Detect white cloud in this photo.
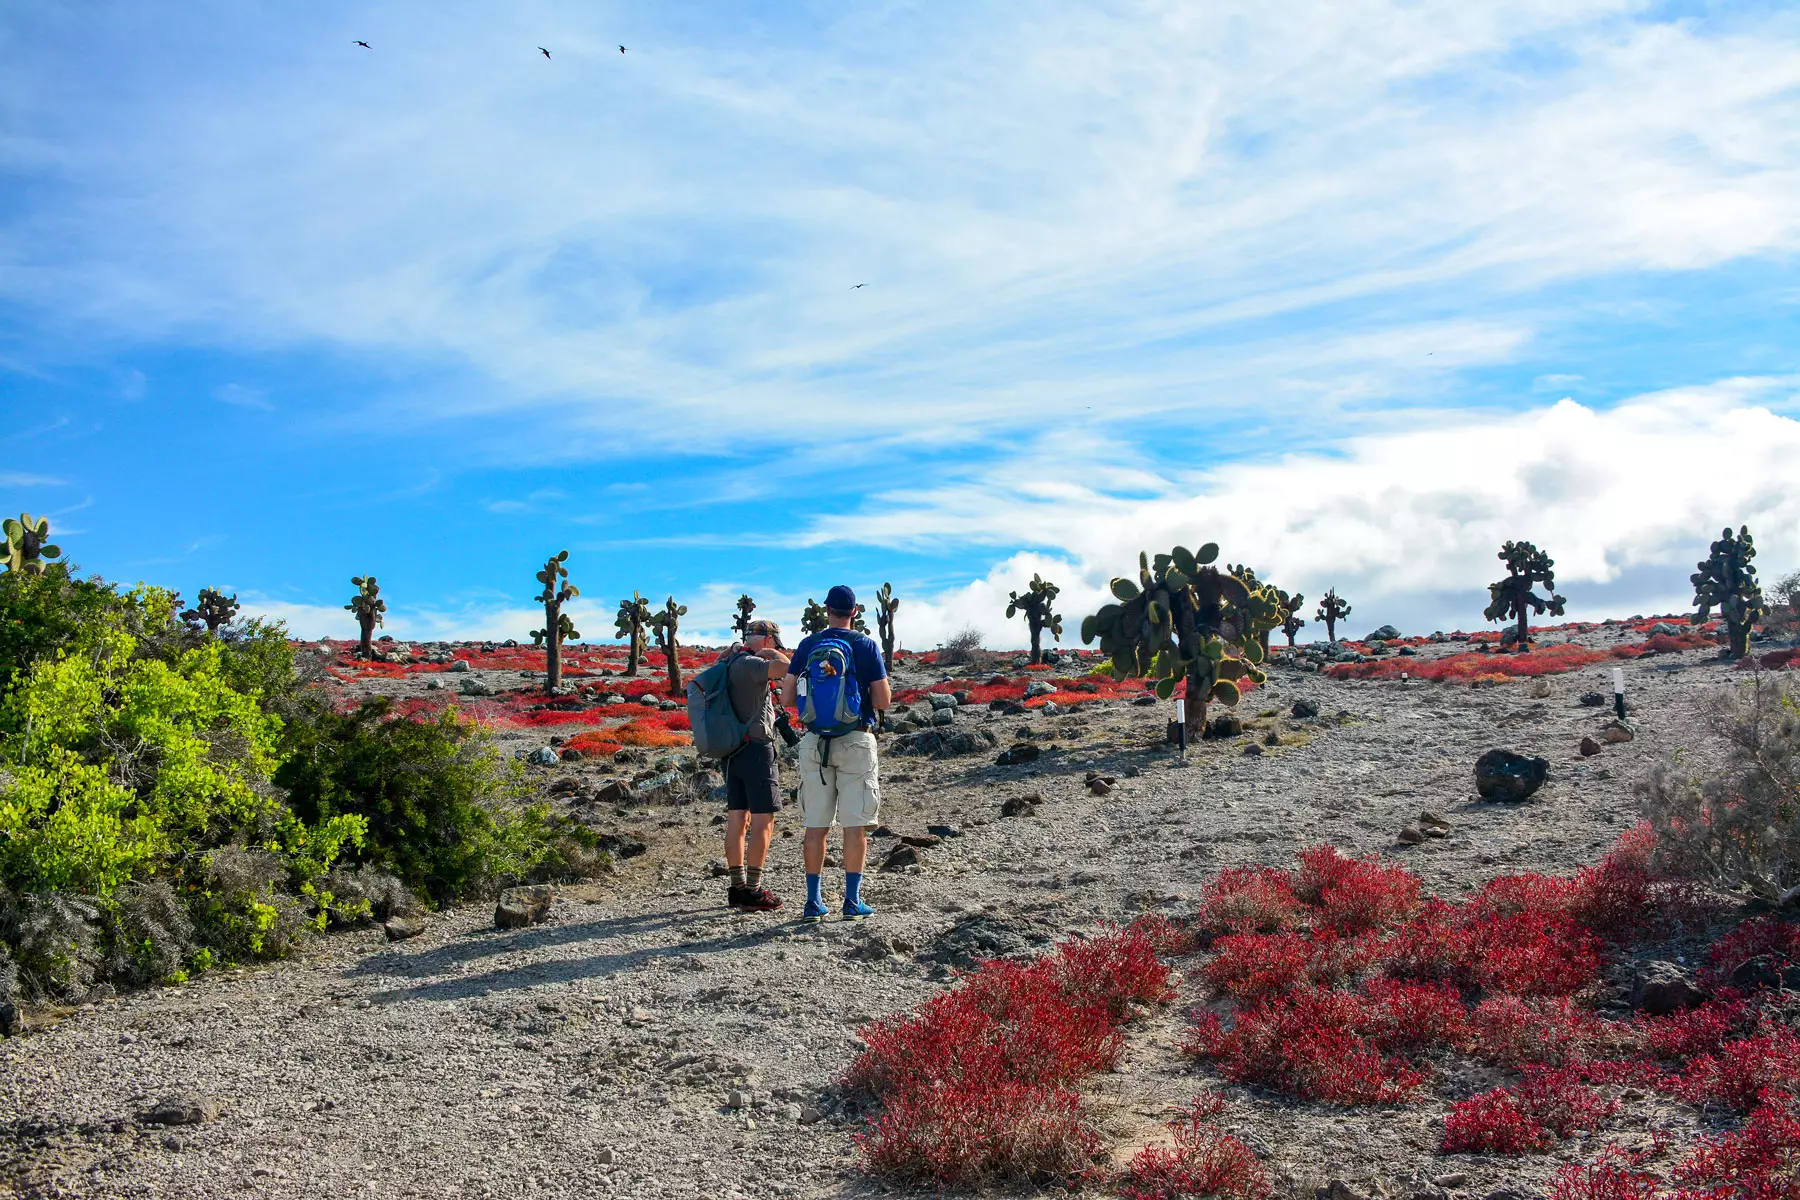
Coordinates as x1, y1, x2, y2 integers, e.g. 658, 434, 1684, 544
212, 383, 271, 410
806, 381, 1800, 641
4, 3, 1800, 449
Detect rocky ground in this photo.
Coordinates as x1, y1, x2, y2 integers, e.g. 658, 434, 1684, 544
0, 624, 1775, 1200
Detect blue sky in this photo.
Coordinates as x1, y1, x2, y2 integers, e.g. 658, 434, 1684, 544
5, 1, 1800, 647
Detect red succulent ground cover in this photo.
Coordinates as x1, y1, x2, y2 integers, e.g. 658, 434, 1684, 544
843, 921, 1177, 1189
1325, 634, 1720, 684
1117, 1094, 1271, 1200
1173, 829, 1799, 1197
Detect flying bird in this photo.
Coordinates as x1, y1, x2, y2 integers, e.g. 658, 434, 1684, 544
851, 283, 866, 289
539, 46, 551, 59
619, 45, 627, 53
353, 40, 371, 48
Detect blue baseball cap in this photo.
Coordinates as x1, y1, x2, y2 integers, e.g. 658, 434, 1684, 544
825, 585, 857, 614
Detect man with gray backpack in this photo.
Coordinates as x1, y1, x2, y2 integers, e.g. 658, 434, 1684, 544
686, 620, 791, 912
780, 586, 891, 922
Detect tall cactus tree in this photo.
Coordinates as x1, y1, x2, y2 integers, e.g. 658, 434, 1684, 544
614, 593, 651, 676
1081, 543, 1282, 743
2, 513, 62, 575
1006, 574, 1064, 665
800, 599, 829, 635
181, 587, 240, 636
1691, 525, 1764, 659
1484, 541, 1566, 650
874, 582, 900, 673
732, 594, 757, 638
531, 551, 580, 693
1277, 589, 1307, 648
1316, 589, 1351, 644
346, 576, 386, 658
650, 597, 688, 692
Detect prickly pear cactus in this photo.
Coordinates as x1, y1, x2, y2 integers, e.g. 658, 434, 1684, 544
346, 576, 386, 658
1691, 525, 1764, 658
181, 587, 240, 635
1277, 588, 1307, 647
1483, 541, 1566, 650
800, 599, 828, 635
614, 592, 651, 676
874, 582, 900, 673
1079, 543, 1280, 742
2, 513, 62, 575
650, 596, 688, 692
1005, 574, 1064, 665
1316, 589, 1351, 644
733, 594, 757, 638
531, 551, 581, 693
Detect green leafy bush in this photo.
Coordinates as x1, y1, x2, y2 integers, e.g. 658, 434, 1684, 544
0, 573, 605, 1004
276, 699, 602, 907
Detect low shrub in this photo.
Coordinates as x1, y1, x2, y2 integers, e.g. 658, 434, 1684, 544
1118, 1095, 1271, 1200
1185, 987, 1429, 1105
1442, 1067, 1615, 1155
1672, 1030, 1800, 1114
1196, 866, 1306, 936
847, 924, 1174, 1188
1670, 1092, 1800, 1200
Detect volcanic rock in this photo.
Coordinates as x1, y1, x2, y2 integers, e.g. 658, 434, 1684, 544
1474, 748, 1549, 802
1631, 961, 1708, 1015
995, 743, 1041, 766
495, 884, 554, 929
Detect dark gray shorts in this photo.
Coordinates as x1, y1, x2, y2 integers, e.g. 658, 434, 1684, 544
724, 739, 781, 814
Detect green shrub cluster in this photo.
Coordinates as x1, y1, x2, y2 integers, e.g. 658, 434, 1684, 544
0, 569, 604, 1006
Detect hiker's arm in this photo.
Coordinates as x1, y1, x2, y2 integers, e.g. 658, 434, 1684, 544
781, 673, 798, 707
870, 677, 892, 712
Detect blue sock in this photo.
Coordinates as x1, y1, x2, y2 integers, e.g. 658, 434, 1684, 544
844, 872, 863, 907
806, 873, 823, 909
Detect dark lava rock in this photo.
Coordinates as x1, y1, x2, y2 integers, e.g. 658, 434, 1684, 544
1000, 794, 1040, 818
0, 1001, 20, 1038
593, 832, 647, 859
1579, 690, 1607, 707
1728, 954, 1800, 993
898, 833, 942, 849
140, 1094, 220, 1127
383, 914, 427, 942
1366, 625, 1401, 642
926, 913, 1053, 969
896, 729, 998, 758
1631, 961, 1708, 1015
995, 743, 1042, 766
1580, 736, 1602, 757
926, 824, 963, 838
1290, 699, 1320, 719
880, 843, 922, 871
1133, 695, 1159, 707
1205, 714, 1243, 739
495, 884, 554, 929
1474, 748, 1549, 802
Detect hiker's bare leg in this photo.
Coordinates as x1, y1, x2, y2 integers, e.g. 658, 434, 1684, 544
746, 813, 774, 869
725, 810, 749, 868
803, 826, 829, 874
841, 825, 868, 874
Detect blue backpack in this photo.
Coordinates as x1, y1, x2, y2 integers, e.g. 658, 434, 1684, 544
798, 633, 864, 737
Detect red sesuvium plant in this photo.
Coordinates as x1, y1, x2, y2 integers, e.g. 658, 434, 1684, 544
1117, 1093, 1271, 1200
844, 921, 1177, 1190
1169, 827, 1800, 1191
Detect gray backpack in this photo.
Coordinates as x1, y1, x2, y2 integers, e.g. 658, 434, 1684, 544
686, 652, 752, 760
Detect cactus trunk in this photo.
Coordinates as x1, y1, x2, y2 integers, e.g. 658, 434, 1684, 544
660, 628, 682, 692
1183, 667, 1209, 741
625, 638, 640, 676
1727, 618, 1751, 659
357, 617, 375, 659
1028, 619, 1043, 665
1323, 614, 1335, 642
1515, 608, 1530, 650
544, 601, 563, 692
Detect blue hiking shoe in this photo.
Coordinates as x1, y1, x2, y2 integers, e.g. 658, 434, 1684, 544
841, 899, 876, 922
799, 899, 830, 923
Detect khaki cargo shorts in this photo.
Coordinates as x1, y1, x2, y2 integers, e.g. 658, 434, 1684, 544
797, 730, 881, 830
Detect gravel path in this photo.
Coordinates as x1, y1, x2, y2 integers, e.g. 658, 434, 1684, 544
0, 630, 1750, 1200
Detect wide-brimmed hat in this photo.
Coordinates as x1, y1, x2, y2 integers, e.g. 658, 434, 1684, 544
744, 619, 785, 649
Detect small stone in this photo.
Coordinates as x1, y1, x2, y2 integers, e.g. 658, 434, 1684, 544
1433, 1174, 1469, 1190
595, 1147, 616, 1166
383, 914, 426, 941
1290, 699, 1320, 718
779, 1103, 802, 1121
1632, 962, 1708, 1015
798, 1104, 825, 1125
450, 659, 471, 673
995, 743, 1041, 767
925, 824, 963, 838
1600, 719, 1636, 744
1316, 1181, 1368, 1200
880, 844, 922, 871
1578, 690, 1606, 707
898, 834, 941, 848
0, 1002, 21, 1037
1419, 810, 1449, 829
1242, 742, 1263, 756
495, 884, 554, 929
1206, 714, 1243, 738
1366, 625, 1401, 641
1087, 777, 1113, 795
726, 1089, 751, 1109
525, 746, 559, 767
1422, 824, 1448, 839
1526, 679, 1551, 699
926, 693, 958, 711
1024, 681, 1056, 699
1397, 826, 1425, 845
930, 709, 955, 727
141, 1094, 219, 1127
1001, 795, 1040, 818
162, 1134, 185, 1151
460, 678, 494, 696
1580, 736, 1602, 756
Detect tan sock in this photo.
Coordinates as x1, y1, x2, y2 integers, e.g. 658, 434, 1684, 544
745, 866, 763, 891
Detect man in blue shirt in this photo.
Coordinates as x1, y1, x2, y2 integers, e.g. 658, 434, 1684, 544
781, 585, 892, 922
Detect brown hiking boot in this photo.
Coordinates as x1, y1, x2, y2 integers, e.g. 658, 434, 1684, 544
738, 887, 783, 913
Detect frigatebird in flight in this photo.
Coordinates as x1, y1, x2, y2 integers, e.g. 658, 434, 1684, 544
539, 46, 552, 59
354, 40, 371, 48
619, 45, 628, 54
